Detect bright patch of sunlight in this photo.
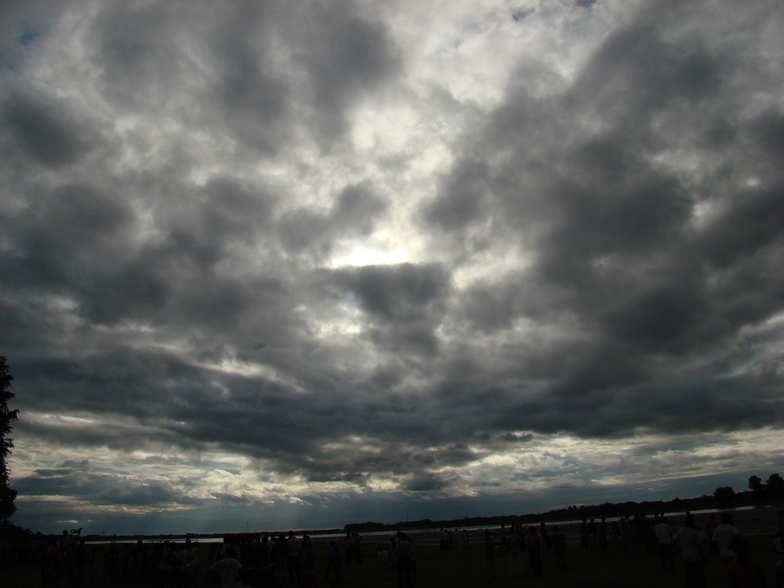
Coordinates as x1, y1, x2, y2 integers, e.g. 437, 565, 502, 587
331, 245, 409, 268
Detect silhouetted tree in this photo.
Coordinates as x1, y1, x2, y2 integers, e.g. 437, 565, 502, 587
0, 357, 18, 523
714, 485, 735, 505
748, 475, 764, 499
767, 473, 784, 499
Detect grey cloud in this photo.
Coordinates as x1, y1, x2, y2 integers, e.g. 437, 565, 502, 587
403, 473, 451, 492
91, 0, 401, 152
278, 183, 388, 257
16, 464, 194, 507
699, 183, 784, 268
323, 262, 452, 356
751, 111, 784, 157
3, 90, 89, 166
330, 263, 450, 321
274, 440, 483, 486
13, 338, 498, 486
3, 0, 784, 534
421, 2, 784, 442
94, 2, 196, 112
98, 479, 189, 507
4, 183, 136, 290
201, 177, 276, 244
281, 3, 401, 146
570, 20, 724, 118
208, 6, 292, 153
424, 160, 491, 232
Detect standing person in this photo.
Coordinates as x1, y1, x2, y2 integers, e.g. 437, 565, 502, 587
705, 515, 718, 554
158, 541, 178, 585
75, 538, 87, 586
287, 531, 300, 584
713, 514, 742, 567
41, 538, 62, 588
484, 530, 496, 576
273, 534, 288, 580
527, 526, 542, 578
388, 537, 397, 570
726, 537, 768, 588
550, 526, 567, 571
774, 545, 784, 588
540, 523, 551, 550
353, 533, 363, 564
394, 532, 414, 588
410, 536, 418, 585
324, 541, 341, 585
656, 516, 675, 572
211, 547, 244, 588
344, 532, 354, 565
257, 535, 270, 569
301, 535, 315, 572
598, 517, 608, 550
506, 525, 523, 576
611, 520, 621, 547
300, 561, 318, 588
586, 519, 597, 551
674, 514, 706, 588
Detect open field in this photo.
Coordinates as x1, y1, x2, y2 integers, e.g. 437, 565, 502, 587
4, 508, 782, 587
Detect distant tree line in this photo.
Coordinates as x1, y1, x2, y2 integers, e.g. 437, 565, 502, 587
345, 473, 784, 534
747, 473, 784, 499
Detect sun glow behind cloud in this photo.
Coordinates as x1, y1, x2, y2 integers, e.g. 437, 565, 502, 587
331, 244, 409, 268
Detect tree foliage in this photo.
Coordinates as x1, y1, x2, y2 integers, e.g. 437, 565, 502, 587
0, 356, 19, 523
748, 475, 763, 493
713, 485, 735, 504
767, 473, 784, 498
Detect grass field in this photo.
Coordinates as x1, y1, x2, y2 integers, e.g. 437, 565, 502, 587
3, 532, 781, 588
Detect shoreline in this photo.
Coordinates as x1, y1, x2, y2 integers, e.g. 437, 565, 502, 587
79, 505, 781, 546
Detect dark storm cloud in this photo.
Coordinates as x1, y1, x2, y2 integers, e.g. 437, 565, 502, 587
424, 160, 491, 231
699, 181, 784, 268
326, 262, 451, 355
84, 0, 400, 153
278, 183, 388, 257
271, 440, 481, 487
2, 90, 90, 166
9, 330, 495, 487
94, 2, 186, 109
2, 0, 783, 533
206, 4, 293, 153
330, 263, 450, 321
15, 460, 196, 507
281, 2, 402, 146
421, 3, 784, 440
11, 183, 135, 279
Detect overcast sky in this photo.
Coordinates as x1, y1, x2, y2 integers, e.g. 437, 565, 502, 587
1, 0, 783, 536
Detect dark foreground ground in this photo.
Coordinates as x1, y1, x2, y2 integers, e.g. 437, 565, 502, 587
5, 507, 783, 587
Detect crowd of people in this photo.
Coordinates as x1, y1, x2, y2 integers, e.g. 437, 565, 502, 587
7, 509, 784, 587
476, 510, 784, 587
